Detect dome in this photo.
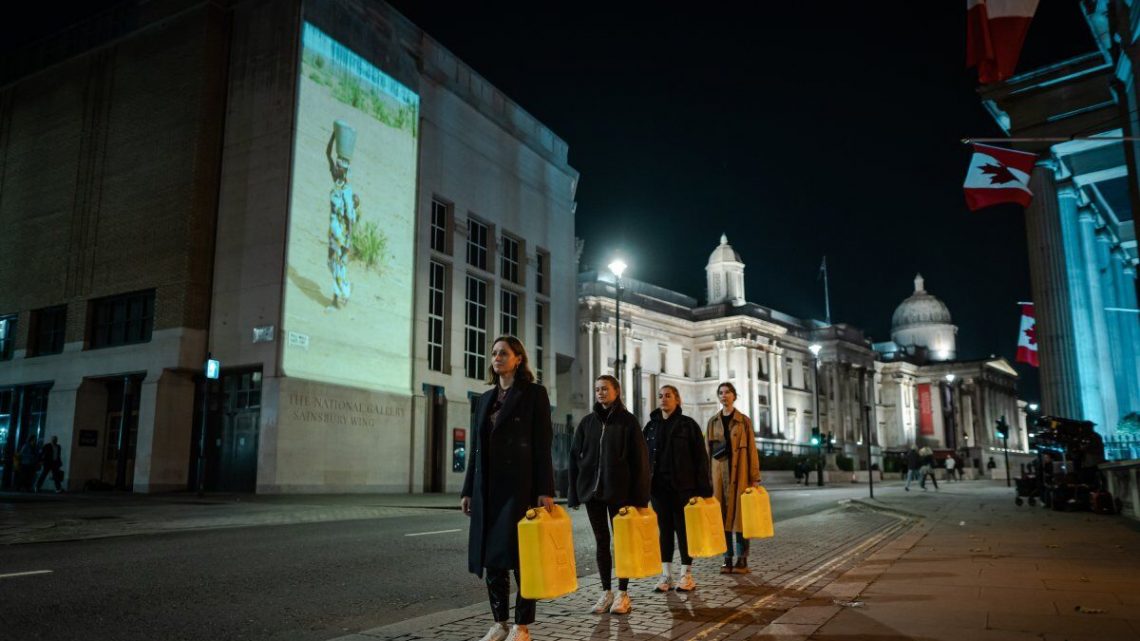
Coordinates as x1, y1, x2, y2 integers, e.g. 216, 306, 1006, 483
890, 274, 957, 361
891, 274, 952, 329
707, 233, 742, 265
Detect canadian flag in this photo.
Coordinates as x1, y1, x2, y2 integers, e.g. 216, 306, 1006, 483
1016, 303, 1039, 367
966, 0, 1040, 84
963, 143, 1037, 211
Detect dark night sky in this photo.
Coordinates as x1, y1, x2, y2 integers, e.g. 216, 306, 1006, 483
6, 2, 1098, 402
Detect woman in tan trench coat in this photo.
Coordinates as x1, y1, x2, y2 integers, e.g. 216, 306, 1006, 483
705, 382, 761, 574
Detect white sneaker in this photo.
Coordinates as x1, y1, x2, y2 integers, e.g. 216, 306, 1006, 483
505, 625, 531, 641
592, 590, 614, 614
609, 590, 632, 614
675, 573, 697, 592
479, 623, 509, 641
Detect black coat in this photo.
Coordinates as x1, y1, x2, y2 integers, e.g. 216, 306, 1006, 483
643, 407, 712, 498
567, 402, 650, 508
461, 380, 555, 576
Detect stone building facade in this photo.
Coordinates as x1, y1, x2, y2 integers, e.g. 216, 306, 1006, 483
572, 237, 1025, 474
0, 0, 578, 493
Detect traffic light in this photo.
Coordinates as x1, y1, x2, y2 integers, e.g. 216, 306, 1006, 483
810, 427, 821, 446
995, 415, 1009, 440
826, 431, 836, 453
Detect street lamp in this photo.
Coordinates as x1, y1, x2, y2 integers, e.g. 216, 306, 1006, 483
944, 373, 958, 452
1028, 402, 1039, 412
608, 259, 627, 387
809, 343, 823, 487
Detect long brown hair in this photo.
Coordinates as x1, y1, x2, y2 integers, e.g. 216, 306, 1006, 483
595, 374, 622, 401
486, 335, 536, 386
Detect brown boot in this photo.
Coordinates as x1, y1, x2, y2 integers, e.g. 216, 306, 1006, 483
733, 557, 750, 574
720, 558, 734, 574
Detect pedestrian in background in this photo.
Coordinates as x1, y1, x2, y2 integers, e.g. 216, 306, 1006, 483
904, 446, 921, 492
919, 446, 939, 491
568, 374, 649, 615
17, 437, 40, 492
706, 382, 761, 574
37, 435, 64, 493
644, 385, 711, 593
461, 336, 555, 641
943, 454, 956, 482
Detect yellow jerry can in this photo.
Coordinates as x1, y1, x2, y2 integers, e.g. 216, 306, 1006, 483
613, 506, 660, 579
684, 497, 728, 558
740, 486, 774, 539
517, 505, 578, 599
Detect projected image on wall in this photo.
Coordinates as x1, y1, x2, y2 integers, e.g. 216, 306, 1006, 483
283, 22, 419, 392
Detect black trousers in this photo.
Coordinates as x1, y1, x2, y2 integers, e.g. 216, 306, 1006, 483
650, 488, 692, 566
585, 500, 629, 591
485, 568, 535, 625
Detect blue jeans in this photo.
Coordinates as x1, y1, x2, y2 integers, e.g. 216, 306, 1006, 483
724, 530, 749, 560
904, 469, 920, 489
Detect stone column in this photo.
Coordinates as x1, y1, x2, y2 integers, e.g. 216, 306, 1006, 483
1112, 247, 1140, 415
747, 348, 759, 435
1024, 165, 1083, 418
1057, 187, 1104, 427
1077, 206, 1117, 430
768, 350, 781, 438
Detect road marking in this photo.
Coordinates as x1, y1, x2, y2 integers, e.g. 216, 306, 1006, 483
686, 518, 910, 640
404, 529, 462, 537
0, 570, 53, 580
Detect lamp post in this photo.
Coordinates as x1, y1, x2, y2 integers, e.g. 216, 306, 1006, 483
944, 373, 957, 453
809, 343, 823, 487
608, 259, 627, 388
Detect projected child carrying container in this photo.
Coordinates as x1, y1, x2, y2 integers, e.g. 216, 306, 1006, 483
283, 22, 420, 393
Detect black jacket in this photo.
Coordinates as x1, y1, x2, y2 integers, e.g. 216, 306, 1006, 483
643, 407, 712, 497
461, 380, 555, 576
568, 402, 650, 508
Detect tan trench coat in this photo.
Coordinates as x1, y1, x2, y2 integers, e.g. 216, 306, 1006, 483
706, 410, 761, 532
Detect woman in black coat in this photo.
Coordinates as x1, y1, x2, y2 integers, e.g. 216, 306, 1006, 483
643, 385, 711, 593
568, 374, 649, 616
461, 336, 555, 641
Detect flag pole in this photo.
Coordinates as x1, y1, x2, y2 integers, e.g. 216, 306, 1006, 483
822, 256, 832, 325
963, 137, 1140, 143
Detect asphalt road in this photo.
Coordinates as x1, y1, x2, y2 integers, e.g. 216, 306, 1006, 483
0, 485, 872, 641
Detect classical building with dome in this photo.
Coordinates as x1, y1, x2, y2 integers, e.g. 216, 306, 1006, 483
571, 235, 1028, 479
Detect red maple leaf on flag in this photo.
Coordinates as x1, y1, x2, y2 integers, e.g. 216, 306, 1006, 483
980, 163, 1017, 185
1024, 324, 1036, 345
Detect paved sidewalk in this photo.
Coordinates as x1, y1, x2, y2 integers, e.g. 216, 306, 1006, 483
775, 483, 1140, 641
331, 502, 914, 641
0, 491, 462, 544
0, 480, 822, 545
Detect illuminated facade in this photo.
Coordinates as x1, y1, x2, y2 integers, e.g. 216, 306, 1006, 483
574, 234, 1030, 469
0, 0, 577, 493
977, 1, 1140, 436
572, 236, 1025, 473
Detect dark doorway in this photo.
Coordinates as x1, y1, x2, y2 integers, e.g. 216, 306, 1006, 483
219, 369, 261, 492
104, 377, 141, 490
424, 384, 447, 492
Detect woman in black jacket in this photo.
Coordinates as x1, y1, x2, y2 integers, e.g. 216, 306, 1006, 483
568, 374, 650, 616
461, 336, 555, 641
643, 385, 712, 593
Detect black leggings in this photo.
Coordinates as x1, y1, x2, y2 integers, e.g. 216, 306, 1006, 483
485, 567, 535, 625
651, 489, 692, 565
585, 500, 629, 591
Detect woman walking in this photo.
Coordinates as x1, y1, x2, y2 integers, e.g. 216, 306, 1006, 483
644, 385, 711, 593
461, 336, 555, 641
706, 382, 761, 574
568, 374, 650, 615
